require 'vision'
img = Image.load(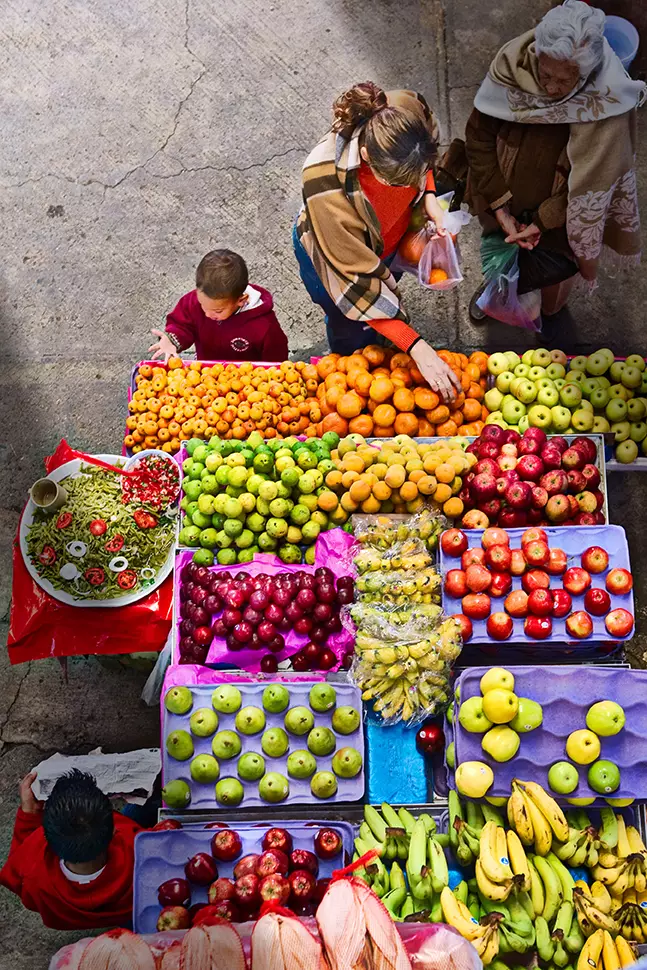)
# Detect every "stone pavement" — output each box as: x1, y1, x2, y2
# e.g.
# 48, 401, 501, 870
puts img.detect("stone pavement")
0, 0, 645, 964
